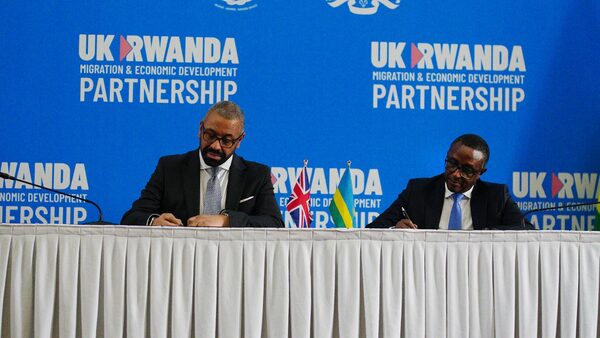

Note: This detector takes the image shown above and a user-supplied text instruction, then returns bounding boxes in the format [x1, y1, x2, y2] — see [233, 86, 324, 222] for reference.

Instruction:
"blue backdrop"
[1, 0, 599, 229]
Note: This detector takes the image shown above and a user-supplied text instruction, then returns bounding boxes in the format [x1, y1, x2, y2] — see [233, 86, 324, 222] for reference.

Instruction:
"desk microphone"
[0, 171, 113, 225]
[521, 200, 600, 228]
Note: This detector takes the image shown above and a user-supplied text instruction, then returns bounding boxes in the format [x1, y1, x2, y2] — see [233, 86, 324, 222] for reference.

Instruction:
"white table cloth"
[0, 224, 598, 338]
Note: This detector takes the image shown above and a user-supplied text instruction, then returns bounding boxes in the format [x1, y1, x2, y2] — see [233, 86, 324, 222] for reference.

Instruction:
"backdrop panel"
[0, 1, 598, 229]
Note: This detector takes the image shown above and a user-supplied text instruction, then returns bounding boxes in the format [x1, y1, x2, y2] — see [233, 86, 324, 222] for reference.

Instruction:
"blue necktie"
[203, 167, 222, 215]
[448, 193, 464, 230]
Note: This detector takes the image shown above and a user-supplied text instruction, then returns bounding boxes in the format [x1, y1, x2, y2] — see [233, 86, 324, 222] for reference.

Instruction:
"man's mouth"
[206, 152, 222, 159]
[205, 150, 223, 160]
[447, 179, 462, 188]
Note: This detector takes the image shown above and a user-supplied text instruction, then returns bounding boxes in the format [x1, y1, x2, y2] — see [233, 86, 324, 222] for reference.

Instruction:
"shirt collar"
[444, 181, 475, 199]
[198, 150, 233, 172]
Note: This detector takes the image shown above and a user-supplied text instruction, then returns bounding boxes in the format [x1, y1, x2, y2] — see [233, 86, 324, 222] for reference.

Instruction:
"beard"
[201, 146, 234, 167]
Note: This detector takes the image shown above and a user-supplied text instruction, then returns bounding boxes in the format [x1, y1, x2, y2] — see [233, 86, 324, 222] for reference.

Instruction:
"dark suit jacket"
[121, 150, 284, 227]
[367, 174, 534, 230]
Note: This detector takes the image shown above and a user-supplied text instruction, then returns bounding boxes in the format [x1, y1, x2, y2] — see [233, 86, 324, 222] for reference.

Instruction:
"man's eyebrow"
[204, 127, 235, 138]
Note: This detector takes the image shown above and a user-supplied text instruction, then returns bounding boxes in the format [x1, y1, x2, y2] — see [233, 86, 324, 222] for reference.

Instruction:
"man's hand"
[187, 215, 229, 227]
[394, 219, 418, 229]
[151, 213, 183, 226]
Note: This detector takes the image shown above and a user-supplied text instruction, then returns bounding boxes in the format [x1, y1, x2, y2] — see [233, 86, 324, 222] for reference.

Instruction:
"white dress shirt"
[438, 183, 474, 230]
[198, 151, 232, 215]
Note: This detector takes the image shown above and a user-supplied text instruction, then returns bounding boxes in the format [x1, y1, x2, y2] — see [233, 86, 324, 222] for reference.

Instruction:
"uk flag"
[286, 167, 312, 228]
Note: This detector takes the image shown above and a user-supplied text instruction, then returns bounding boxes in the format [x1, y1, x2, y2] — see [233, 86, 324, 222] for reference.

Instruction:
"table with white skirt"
[0, 224, 598, 338]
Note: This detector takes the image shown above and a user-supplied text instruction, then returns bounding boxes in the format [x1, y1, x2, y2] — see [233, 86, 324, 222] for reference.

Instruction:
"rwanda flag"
[329, 166, 355, 228]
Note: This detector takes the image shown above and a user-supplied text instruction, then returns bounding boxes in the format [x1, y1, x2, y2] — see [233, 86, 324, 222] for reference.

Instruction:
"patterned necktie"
[203, 167, 222, 215]
[448, 193, 464, 230]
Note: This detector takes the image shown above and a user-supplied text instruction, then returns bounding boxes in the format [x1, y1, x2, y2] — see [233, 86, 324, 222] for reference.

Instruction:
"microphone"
[521, 200, 600, 228]
[0, 171, 113, 225]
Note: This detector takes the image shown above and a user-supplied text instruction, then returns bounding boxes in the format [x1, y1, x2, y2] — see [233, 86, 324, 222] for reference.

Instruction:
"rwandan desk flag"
[286, 160, 312, 228]
[595, 190, 600, 231]
[329, 161, 355, 228]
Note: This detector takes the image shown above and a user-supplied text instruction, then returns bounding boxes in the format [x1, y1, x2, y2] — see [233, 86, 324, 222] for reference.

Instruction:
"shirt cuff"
[146, 214, 160, 226]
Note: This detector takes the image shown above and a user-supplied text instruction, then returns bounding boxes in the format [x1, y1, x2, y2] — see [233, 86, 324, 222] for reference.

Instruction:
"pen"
[401, 207, 412, 222]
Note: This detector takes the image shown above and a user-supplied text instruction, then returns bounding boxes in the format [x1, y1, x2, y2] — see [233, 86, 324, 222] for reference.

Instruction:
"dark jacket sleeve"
[227, 164, 284, 228]
[120, 159, 166, 225]
[490, 184, 535, 230]
[366, 187, 410, 228]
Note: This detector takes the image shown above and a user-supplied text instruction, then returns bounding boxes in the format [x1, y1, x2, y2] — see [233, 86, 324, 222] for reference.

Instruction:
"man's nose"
[450, 168, 462, 178]
[209, 139, 223, 151]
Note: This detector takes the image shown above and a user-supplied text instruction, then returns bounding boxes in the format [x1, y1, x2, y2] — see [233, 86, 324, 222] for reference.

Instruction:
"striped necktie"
[203, 167, 222, 215]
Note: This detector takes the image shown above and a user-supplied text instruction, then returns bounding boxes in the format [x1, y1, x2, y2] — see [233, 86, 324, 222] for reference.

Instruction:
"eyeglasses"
[445, 158, 481, 179]
[201, 123, 243, 149]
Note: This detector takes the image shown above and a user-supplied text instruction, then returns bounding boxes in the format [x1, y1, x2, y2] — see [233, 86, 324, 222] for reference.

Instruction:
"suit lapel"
[183, 150, 201, 218]
[470, 181, 486, 230]
[226, 155, 246, 210]
[425, 175, 445, 228]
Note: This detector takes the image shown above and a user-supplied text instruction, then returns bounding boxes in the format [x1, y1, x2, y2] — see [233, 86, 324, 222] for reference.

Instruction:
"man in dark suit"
[121, 101, 283, 228]
[367, 134, 534, 230]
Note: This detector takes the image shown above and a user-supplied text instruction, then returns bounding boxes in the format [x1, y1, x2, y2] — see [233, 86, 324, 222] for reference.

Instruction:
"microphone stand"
[0, 171, 113, 225]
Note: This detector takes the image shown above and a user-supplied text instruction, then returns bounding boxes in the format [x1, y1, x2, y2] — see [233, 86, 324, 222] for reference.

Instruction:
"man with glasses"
[121, 101, 284, 228]
[367, 134, 533, 230]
